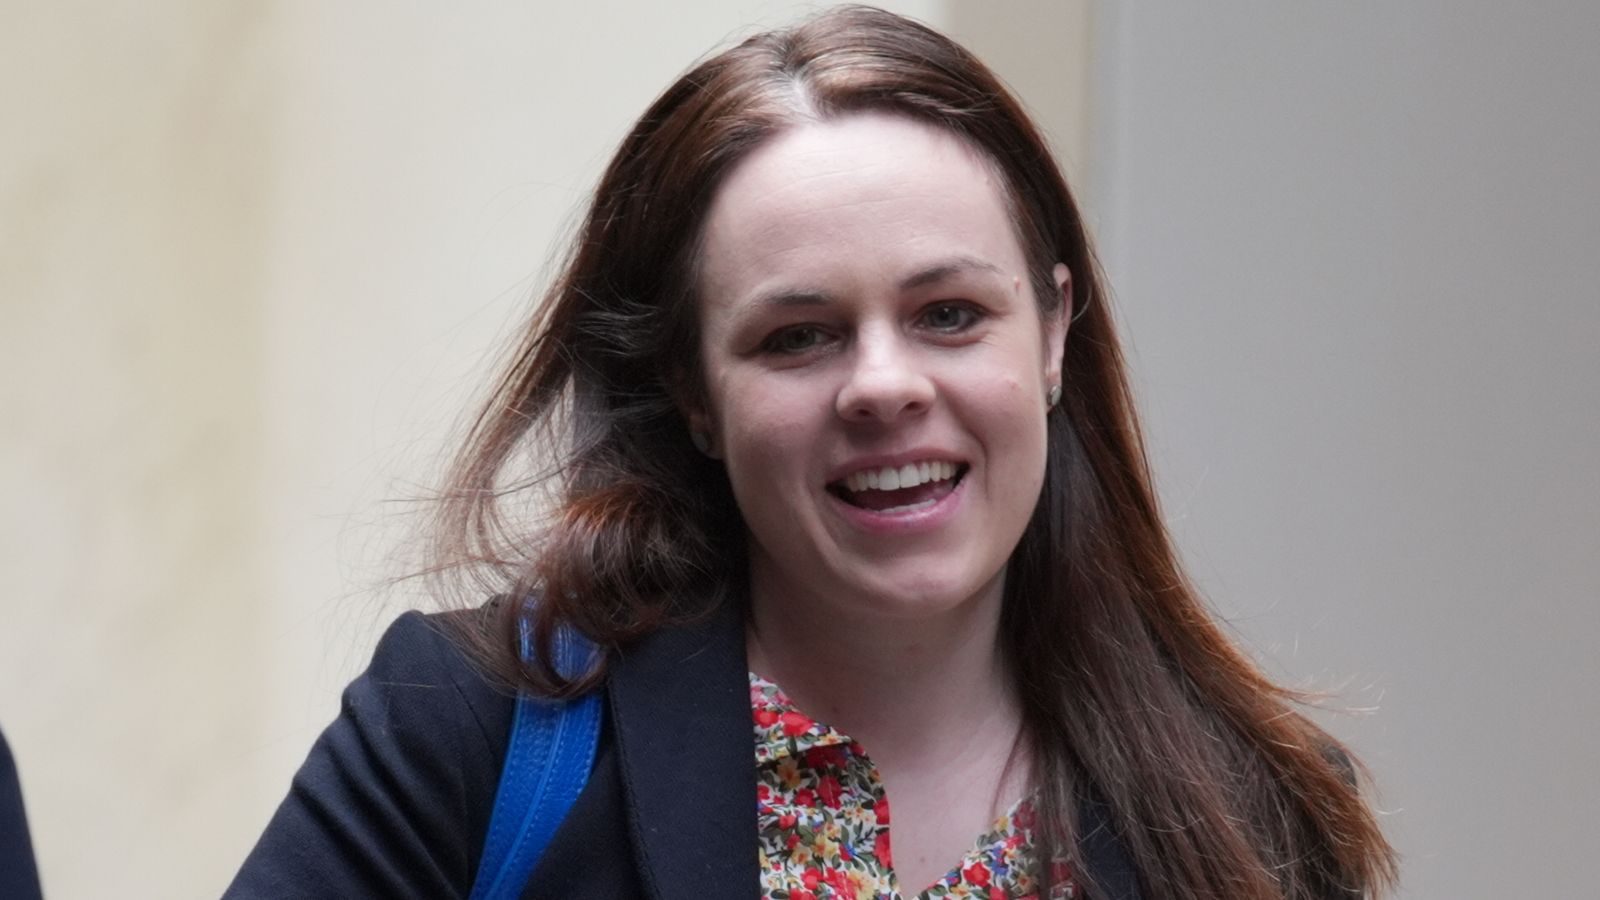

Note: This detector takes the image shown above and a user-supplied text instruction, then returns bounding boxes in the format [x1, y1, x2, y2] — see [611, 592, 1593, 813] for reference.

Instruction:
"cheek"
[965, 368, 1049, 474]
[972, 362, 1033, 413]
[716, 375, 821, 492]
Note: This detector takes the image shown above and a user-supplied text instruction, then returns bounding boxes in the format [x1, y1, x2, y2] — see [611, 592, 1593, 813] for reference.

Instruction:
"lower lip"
[827, 475, 967, 536]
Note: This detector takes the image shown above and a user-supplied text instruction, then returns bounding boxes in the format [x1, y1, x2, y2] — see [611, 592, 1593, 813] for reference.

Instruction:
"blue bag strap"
[468, 617, 602, 900]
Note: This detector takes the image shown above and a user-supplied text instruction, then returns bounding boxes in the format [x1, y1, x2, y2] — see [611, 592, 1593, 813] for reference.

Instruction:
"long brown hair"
[432, 6, 1396, 898]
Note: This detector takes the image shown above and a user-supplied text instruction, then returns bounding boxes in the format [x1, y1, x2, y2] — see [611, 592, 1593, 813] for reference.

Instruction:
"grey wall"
[1090, 3, 1600, 896]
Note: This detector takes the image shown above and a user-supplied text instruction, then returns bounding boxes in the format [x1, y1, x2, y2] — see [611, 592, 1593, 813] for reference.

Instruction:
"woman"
[228, 6, 1395, 899]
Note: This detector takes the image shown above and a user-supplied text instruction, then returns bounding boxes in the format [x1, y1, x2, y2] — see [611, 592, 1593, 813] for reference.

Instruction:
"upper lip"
[825, 448, 967, 485]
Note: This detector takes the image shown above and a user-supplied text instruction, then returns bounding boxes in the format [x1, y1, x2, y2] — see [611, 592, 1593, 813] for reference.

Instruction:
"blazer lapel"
[1077, 790, 1143, 900]
[607, 599, 759, 900]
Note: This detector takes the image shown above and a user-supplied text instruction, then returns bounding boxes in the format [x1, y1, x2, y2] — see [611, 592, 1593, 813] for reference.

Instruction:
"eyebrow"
[749, 255, 1005, 308]
[897, 256, 1005, 291]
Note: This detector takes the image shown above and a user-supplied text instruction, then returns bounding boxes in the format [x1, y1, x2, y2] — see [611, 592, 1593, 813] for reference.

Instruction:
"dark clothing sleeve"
[0, 726, 44, 900]
[224, 611, 516, 900]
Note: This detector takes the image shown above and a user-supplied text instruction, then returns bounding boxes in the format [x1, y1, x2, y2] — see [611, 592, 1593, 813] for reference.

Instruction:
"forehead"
[696, 113, 1026, 309]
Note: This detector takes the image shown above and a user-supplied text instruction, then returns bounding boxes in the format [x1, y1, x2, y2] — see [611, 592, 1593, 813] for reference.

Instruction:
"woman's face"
[691, 112, 1067, 625]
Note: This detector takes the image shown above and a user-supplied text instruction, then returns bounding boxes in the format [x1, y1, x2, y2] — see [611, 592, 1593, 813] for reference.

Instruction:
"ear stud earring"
[1046, 384, 1062, 409]
[689, 431, 712, 455]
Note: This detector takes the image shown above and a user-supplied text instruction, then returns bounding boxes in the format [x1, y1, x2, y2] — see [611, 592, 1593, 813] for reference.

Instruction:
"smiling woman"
[694, 115, 1066, 644]
[226, 6, 1396, 899]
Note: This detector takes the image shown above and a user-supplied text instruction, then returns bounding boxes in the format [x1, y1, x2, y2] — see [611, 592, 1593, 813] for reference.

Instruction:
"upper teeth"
[842, 460, 958, 493]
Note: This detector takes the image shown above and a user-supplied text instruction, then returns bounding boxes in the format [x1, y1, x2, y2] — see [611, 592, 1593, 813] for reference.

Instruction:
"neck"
[744, 561, 1021, 773]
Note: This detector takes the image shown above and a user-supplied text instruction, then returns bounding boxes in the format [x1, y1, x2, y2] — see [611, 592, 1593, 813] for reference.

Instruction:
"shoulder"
[225, 606, 519, 899]
[323, 608, 519, 827]
[352, 608, 515, 744]
[320, 608, 519, 787]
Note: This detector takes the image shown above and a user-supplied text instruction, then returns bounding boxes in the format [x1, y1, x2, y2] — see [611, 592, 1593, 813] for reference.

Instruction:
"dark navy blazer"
[224, 602, 1142, 899]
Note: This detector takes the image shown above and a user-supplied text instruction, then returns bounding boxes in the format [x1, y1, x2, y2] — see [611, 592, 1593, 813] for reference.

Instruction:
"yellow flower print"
[813, 833, 839, 863]
[776, 756, 803, 790]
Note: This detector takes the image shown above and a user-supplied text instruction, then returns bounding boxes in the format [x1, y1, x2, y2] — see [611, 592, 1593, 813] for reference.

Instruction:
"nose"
[834, 327, 935, 423]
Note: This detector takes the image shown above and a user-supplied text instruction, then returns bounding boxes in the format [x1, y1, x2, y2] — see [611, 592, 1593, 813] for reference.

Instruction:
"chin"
[826, 562, 1005, 623]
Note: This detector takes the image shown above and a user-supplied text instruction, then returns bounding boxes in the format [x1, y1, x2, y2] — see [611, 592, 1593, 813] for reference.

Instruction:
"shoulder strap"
[469, 621, 602, 900]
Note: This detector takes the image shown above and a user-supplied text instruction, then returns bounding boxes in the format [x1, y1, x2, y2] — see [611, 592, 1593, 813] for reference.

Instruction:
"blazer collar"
[607, 598, 759, 900]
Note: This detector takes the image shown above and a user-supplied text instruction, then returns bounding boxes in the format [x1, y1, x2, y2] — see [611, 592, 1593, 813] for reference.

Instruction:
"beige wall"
[949, 1, 1093, 197]
[2, 3, 274, 897]
[3, 2, 1092, 897]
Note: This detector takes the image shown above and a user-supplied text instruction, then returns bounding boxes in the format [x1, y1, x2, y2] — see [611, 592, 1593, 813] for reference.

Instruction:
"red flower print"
[963, 861, 992, 887]
[802, 867, 821, 891]
[989, 888, 1008, 900]
[779, 813, 798, 830]
[1013, 802, 1035, 830]
[794, 788, 816, 807]
[755, 708, 779, 728]
[824, 867, 856, 898]
[787, 832, 802, 849]
[876, 796, 891, 825]
[791, 890, 816, 900]
[807, 744, 849, 769]
[780, 710, 814, 736]
[817, 774, 843, 809]
[1049, 861, 1073, 883]
[874, 831, 893, 869]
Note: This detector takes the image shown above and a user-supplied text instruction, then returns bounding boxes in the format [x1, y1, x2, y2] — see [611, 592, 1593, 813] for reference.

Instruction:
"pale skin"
[690, 112, 1069, 894]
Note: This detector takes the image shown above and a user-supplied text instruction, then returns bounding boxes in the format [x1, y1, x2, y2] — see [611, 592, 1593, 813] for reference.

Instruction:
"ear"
[682, 404, 723, 459]
[1043, 263, 1072, 388]
[669, 366, 723, 459]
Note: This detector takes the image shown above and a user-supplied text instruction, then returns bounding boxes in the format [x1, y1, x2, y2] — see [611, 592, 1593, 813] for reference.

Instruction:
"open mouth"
[827, 460, 968, 513]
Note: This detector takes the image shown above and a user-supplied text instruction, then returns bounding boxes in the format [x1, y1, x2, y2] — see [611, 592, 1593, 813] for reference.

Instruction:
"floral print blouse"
[751, 675, 1076, 900]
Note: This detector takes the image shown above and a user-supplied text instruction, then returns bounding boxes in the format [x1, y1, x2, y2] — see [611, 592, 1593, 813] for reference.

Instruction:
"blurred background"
[2, 1, 1595, 896]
